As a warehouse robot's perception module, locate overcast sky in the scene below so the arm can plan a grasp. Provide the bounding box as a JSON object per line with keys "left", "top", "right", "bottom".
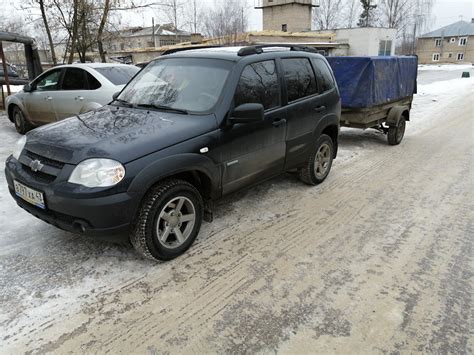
{"left": 124, "top": 0, "right": 473, "bottom": 34}
{"left": 1, "top": 0, "right": 473, "bottom": 35}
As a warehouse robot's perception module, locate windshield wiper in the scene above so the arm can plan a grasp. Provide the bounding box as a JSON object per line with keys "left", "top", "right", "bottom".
{"left": 113, "top": 98, "right": 134, "bottom": 108}
{"left": 135, "top": 103, "right": 188, "bottom": 114}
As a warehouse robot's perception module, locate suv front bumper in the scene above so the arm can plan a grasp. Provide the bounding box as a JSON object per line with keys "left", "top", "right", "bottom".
{"left": 5, "top": 156, "right": 139, "bottom": 241}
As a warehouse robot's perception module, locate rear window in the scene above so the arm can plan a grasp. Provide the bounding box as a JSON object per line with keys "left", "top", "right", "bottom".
{"left": 312, "top": 59, "right": 335, "bottom": 92}
{"left": 282, "top": 58, "right": 318, "bottom": 102}
{"left": 94, "top": 66, "right": 139, "bottom": 85}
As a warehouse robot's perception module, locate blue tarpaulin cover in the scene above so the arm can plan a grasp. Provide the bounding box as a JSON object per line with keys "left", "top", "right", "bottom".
{"left": 326, "top": 56, "right": 418, "bottom": 109}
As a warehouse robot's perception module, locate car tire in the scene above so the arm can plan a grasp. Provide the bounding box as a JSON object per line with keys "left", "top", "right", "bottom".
{"left": 130, "top": 179, "right": 204, "bottom": 261}
{"left": 12, "top": 106, "right": 33, "bottom": 134}
{"left": 387, "top": 116, "right": 406, "bottom": 145}
{"left": 298, "top": 134, "right": 334, "bottom": 185}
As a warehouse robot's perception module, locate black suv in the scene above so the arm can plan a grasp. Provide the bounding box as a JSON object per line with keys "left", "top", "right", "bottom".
{"left": 5, "top": 45, "right": 341, "bottom": 261}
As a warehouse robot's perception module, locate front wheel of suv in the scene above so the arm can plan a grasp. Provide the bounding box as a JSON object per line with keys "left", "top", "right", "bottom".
{"left": 130, "top": 179, "right": 204, "bottom": 261}
{"left": 298, "top": 134, "right": 334, "bottom": 185}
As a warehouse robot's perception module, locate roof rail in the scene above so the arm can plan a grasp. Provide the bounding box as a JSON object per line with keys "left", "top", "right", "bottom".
{"left": 237, "top": 44, "right": 319, "bottom": 56}
{"left": 161, "top": 45, "right": 222, "bottom": 56}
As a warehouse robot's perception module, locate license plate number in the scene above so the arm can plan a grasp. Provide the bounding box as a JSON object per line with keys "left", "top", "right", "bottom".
{"left": 14, "top": 181, "right": 46, "bottom": 209}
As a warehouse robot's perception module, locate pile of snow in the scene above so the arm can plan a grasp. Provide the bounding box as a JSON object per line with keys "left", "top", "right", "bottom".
{"left": 418, "top": 64, "right": 473, "bottom": 71}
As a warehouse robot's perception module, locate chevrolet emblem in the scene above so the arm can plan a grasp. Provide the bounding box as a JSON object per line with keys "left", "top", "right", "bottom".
{"left": 29, "top": 159, "right": 44, "bottom": 172}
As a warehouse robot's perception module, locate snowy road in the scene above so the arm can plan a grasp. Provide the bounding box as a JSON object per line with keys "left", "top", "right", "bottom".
{"left": 0, "top": 68, "right": 473, "bottom": 353}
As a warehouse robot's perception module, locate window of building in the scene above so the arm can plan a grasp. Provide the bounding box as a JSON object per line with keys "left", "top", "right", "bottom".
{"left": 282, "top": 24, "right": 287, "bottom": 32}
{"left": 282, "top": 58, "right": 318, "bottom": 102}
{"left": 234, "top": 60, "right": 280, "bottom": 110}
{"left": 435, "top": 38, "right": 442, "bottom": 47}
{"left": 446, "top": 52, "right": 452, "bottom": 58}
{"left": 459, "top": 37, "right": 467, "bottom": 46}
{"left": 378, "top": 40, "right": 392, "bottom": 56}
{"left": 432, "top": 53, "right": 440, "bottom": 61}
{"left": 450, "top": 37, "right": 456, "bottom": 43}
{"left": 457, "top": 53, "right": 464, "bottom": 61}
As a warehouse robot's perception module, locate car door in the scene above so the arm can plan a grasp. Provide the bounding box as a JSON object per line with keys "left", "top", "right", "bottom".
{"left": 52, "top": 67, "right": 93, "bottom": 120}
{"left": 23, "top": 68, "right": 63, "bottom": 124}
{"left": 282, "top": 57, "right": 328, "bottom": 168}
{"left": 219, "top": 59, "right": 287, "bottom": 195}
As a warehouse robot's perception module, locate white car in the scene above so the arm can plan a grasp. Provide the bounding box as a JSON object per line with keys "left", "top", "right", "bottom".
{"left": 5, "top": 63, "right": 139, "bottom": 134}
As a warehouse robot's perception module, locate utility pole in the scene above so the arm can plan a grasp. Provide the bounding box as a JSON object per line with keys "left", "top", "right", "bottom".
{"left": 152, "top": 17, "right": 155, "bottom": 47}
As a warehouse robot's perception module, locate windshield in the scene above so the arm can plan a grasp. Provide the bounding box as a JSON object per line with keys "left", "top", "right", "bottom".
{"left": 95, "top": 66, "right": 139, "bottom": 85}
{"left": 117, "top": 58, "right": 232, "bottom": 113}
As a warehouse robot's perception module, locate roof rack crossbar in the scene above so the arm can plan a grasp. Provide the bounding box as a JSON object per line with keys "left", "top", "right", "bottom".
{"left": 237, "top": 44, "right": 319, "bottom": 56}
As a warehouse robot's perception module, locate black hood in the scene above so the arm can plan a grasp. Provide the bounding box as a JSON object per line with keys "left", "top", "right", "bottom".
{"left": 25, "top": 105, "right": 217, "bottom": 164}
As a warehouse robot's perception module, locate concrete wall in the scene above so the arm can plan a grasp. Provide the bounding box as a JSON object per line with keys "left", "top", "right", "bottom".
{"left": 335, "top": 27, "right": 397, "bottom": 56}
{"left": 417, "top": 36, "right": 474, "bottom": 64}
{"left": 262, "top": 4, "right": 312, "bottom": 32}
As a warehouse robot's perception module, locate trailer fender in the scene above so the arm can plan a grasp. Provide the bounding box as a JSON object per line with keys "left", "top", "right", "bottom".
{"left": 386, "top": 105, "right": 410, "bottom": 126}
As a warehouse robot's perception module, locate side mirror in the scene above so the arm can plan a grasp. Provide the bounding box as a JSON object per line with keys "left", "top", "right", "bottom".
{"left": 229, "top": 103, "right": 264, "bottom": 124}
{"left": 112, "top": 91, "right": 120, "bottom": 101}
{"left": 23, "top": 83, "right": 33, "bottom": 93}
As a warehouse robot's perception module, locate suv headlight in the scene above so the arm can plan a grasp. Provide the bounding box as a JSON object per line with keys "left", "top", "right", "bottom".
{"left": 68, "top": 159, "right": 125, "bottom": 188}
{"left": 12, "top": 136, "right": 27, "bottom": 160}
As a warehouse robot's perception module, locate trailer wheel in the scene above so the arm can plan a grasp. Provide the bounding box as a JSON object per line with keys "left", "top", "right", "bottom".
{"left": 387, "top": 116, "right": 406, "bottom": 145}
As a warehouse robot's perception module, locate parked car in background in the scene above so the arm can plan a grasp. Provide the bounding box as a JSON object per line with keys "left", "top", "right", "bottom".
{"left": 0, "top": 62, "right": 19, "bottom": 78}
{"left": 5, "top": 63, "right": 139, "bottom": 133}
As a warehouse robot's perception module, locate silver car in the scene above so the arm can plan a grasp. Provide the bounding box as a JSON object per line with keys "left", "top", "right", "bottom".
{"left": 5, "top": 63, "right": 139, "bottom": 134}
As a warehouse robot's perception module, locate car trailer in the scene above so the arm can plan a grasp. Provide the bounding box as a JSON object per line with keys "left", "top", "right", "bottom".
{"left": 327, "top": 56, "right": 418, "bottom": 145}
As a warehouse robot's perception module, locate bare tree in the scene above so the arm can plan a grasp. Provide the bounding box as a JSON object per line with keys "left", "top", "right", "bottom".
{"left": 357, "top": 0, "right": 377, "bottom": 27}
{"left": 203, "top": 0, "right": 247, "bottom": 43}
{"left": 37, "top": 0, "right": 57, "bottom": 64}
{"left": 313, "top": 0, "right": 343, "bottom": 30}
{"left": 342, "top": 0, "right": 360, "bottom": 28}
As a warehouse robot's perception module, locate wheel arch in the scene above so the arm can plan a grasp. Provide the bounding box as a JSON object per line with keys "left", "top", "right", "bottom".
{"left": 128, "top": 153, "right": 221, "bottom": 202}
{"left": 321, "top": 123, "right": 339, "bottom": 158}
{"left": 387, "top": 105, "right": 410, "bottom": 126}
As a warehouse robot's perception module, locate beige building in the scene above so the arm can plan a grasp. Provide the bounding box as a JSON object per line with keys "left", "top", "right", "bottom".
{"left": 417, "top": 19, "right": 474, "bottom": 64}
{"left": 103, "top": 24, "right": 199, "bottom": 52}
{"left": 255, "top": 0, "right": 317, "bottom": 32}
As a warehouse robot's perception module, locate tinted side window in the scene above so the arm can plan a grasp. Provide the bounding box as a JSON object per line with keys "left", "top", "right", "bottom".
{"left": 234, "top": 60, "right": 280, "bottom": 110}
{"left": 313, "top": 59, "right": 335, "bottom": 92}
{"left": 35, "top": 69, "right": 62, "bottom": 91}
{"left": 62, "top": 68, "right": 87, "bottom": 90}
{"left": 282, "top": 58, "right": 318, "bottom": 102}
{"left": 86, "top": 72, "right": 102, "bottom": 90}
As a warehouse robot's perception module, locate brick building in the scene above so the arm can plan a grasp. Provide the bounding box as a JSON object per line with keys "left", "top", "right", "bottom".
{"left": 417, "top": 19, "right": 474, "bottom": 64}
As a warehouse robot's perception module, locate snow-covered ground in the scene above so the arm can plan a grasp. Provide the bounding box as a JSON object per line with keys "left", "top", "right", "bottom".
{"left": 418, "top": 63, "right": 472, "bottom": 71}
{"left": 0, "top": 68, "right": 472, "bottom": 353}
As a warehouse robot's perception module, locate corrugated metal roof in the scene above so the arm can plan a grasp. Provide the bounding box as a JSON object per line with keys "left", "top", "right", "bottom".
{"left": 419, "top": 20, "right": 474, "bottom": 38}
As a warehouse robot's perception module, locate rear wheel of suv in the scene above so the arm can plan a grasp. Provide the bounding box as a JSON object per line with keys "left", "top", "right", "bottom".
{"left": 130, "top": 179, "right": 203, "bottom": 261}
{"left": 12, "top": 106, "right": 33, "bottom": 134}
{"left": 299, "top": 134, "right": 334, "bottom": 185}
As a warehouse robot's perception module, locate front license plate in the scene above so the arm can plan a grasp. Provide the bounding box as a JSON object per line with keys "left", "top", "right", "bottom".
{"left": 14, "top": 180, "right": 46, "bottom": 209}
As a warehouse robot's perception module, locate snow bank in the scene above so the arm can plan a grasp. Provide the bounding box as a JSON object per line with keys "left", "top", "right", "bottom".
{"left": 418, "top": 64, "right": 473, "bottom": 71}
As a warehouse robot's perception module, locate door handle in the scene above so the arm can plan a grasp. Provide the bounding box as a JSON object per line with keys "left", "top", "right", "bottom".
{"left": 75, "top": 96, "right": 84, "bottom": 101}
{"left": 272, "top": 118, "right": 286, "bottom": 127}
{"left": 45, "top": 96, "right": 53, "bottom": 101}
{"left": 314, "top": 105, "right": 326, "bottom": 112}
